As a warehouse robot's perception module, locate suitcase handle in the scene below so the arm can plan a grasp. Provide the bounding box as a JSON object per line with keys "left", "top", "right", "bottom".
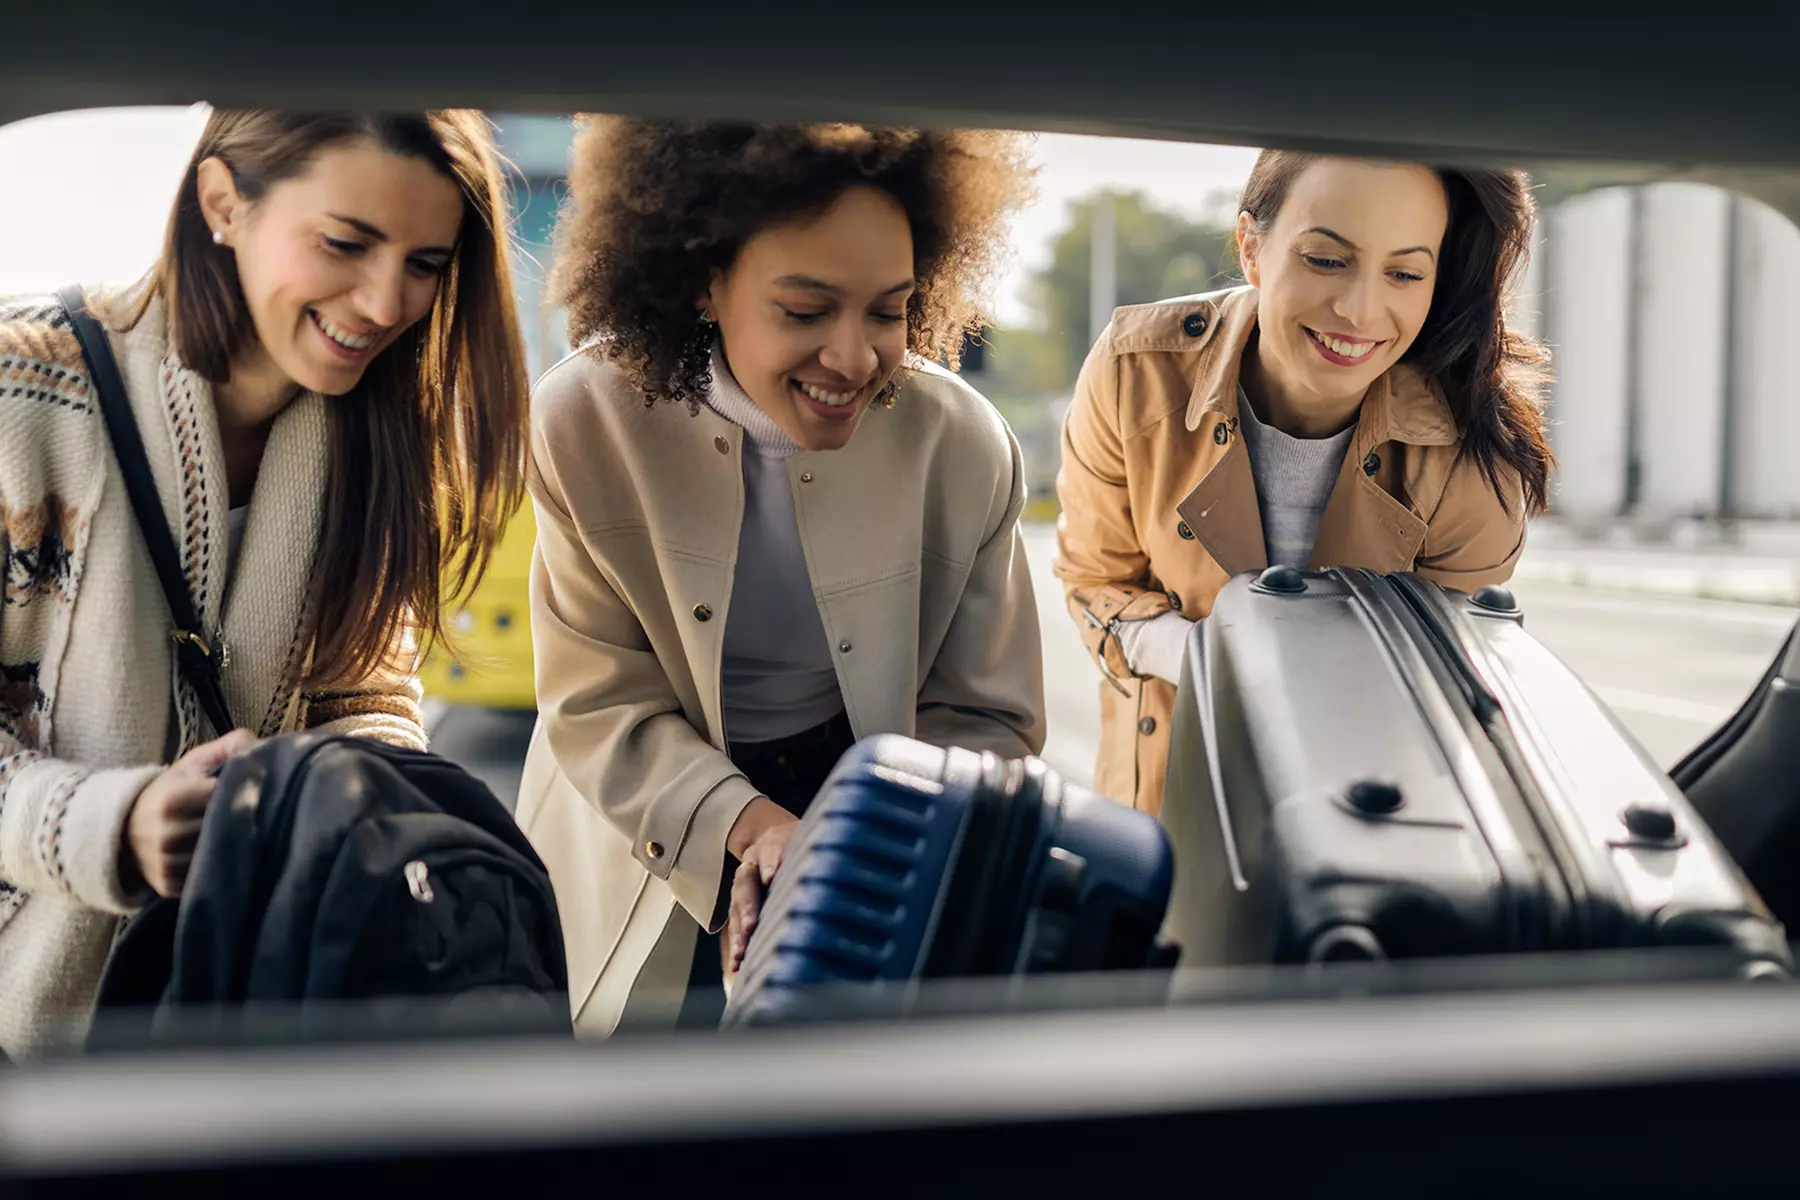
{"left": 1382, "top": 572, "right": 1591, "bottom": 946}
{"left": 1388, "top": 574, "right": 1503, "bottom": 722}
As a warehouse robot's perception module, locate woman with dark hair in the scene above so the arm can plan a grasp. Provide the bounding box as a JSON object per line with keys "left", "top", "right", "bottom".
{"left": 0, "top": 109, "right": 531, "bottom": 1055}
{"left": 1055, "top": 152, "right": 1552, "bottom": 817}
{"left": 516, "top": 118, "right": 1045, "bottom": 1035}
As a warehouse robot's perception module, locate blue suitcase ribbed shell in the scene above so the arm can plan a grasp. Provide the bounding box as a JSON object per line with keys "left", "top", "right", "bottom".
{"left": 724, "top": 734, "right": 1174, "bottom": 1025}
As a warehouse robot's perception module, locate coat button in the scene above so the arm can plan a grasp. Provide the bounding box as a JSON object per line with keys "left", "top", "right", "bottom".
{"left": 1177, "top": 521, "right": 1195, "bottom": 541}
{"left": 838, "top": 639, "right": 853, "bottom": 653}
{"left": 1363, "top": 451, "right": 1381, "bottom": 476}
{"left": 1213, "top": 423, "right": 1229, "bottom": 446}
{"left": 1182, "top": 313, "right": 1208, "bottom": 336}
{"left": 646, "top": 840, "right": 665, "bottom": 860}
{"left": 714, "top": 436, "right": 730, "bottom": 455}
{"left": 800, "top": 471, "right": 814, "bottom": 483}
{"left": 693, "top": 603, "right": 713, "bottom": 622}
{"left": 1137, "top": 716, "right": 1158, "bottom": 735}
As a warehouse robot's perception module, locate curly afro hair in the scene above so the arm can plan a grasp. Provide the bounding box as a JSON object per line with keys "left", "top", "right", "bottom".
{"left": 548, "top": 117, "right": 1036, "bottom": 410}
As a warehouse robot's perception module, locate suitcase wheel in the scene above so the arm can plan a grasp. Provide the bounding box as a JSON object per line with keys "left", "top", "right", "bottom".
{"left": 1307, "top": 924, "right": 1386, "bottom": 964}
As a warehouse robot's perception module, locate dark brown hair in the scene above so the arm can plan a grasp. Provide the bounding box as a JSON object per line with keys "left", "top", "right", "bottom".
{"left": 122, "top": 110, "right": 529, "bottom": 689}
{"left": 1239, "top": 151, "right": 1554, "bottom": 515}
{"left": 549, "top": 118, "right": 1034, "bottom": 409}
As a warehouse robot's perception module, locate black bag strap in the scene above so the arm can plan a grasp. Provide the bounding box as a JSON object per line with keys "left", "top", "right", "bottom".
{"left": 57, "top": 286, "right": 234, "bottom": 739}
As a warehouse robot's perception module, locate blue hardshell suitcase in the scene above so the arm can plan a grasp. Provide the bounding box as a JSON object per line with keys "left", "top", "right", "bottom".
{"left": 722, "top": 734, "right": 1176, "bottom": 1026}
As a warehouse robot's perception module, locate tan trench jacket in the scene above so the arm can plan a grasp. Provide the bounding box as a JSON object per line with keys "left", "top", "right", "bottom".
{"left": 1054, "top": 287, "right": 1526, "bottom": 815}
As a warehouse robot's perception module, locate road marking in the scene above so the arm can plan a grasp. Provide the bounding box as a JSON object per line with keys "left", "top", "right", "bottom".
{"left": 1513, "top": 582, "right": 1798, "bottom": 633}
{"left": 1587, "top": 684, "right": 1737, "bottom": 727}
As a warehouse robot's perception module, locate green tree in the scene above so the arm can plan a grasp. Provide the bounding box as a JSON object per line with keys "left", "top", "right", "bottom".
{"left": 965, "top": 324, "right": 1064, "bottom": 416}
{"left": 1032, "top": 190, "right": 1236, "bottom": 384}
{"left": 971, "top": 189, "right": 1237, "bottom": 415}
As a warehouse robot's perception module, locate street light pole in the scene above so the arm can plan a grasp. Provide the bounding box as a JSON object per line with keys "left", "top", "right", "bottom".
{"left": 1089, "top": 191, "right": 1117, "bottom": 349}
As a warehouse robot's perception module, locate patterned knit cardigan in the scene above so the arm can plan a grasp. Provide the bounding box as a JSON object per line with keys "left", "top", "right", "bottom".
{"left": 0, "top": 289, "right": 428, "bottom": 1056}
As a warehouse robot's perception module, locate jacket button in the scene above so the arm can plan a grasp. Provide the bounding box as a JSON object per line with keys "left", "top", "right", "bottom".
{"left": 714, "top": 436, "right": 730, "bottom": 455}
{"left": 1363, "top": 451, "right": 1381, "bottom": 476}
{"left": 1177, "top": 521, "right": 1195, "bottom": 541}
{"left": 801, "top": 471, "right": 814, "bottom": 483}
{"left": 838, "top": 639, "right": 853, "bottom": 653}
{"left": 1137, "top": 716, "right": 1158, "bottom": 735}
{"left": 1213, "top": 423, "right": 1229, "bottom": 446}
{"left": 646, "top": 840, "right": 665, "bottom": 861}
{"left": 1182, "top": 313, "right": 1208, "bottom": 336}
{"left": 693, "top": 603, "right": 713, "bottom": 622}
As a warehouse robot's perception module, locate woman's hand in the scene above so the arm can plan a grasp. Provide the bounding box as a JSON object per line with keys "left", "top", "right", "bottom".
{"left": 120, "top": 729, "right": 259, "bottom": 898}
{"left": 1116, "top": 611, "right": 1198, "bottom": 686}
{"left": 725, "top": 797, "right": 801, "bottom": 973}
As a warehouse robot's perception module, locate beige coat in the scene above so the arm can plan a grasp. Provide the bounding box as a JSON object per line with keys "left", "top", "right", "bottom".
{"left": 516, "top": 351, "right": 1046, "bottom": 1037}
{"left": 1054, "top": 287, "right": 1527, "bottom": 816}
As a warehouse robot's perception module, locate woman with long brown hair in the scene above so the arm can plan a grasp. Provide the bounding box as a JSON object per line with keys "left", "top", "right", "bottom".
{"left": 0, "top": 109, "right": 530, "bottom": 1055}
{"left": 1055, "top": 152, "right": 1553, "bottom": 816}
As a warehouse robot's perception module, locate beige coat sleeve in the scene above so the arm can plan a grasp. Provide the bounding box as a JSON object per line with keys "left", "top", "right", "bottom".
{"left": 526, "top": 451, "right": 757, "bottom": 934}
{"left": 0, "top": 328, "right": 162, "bottom": 915}
{"left": 913, "top": 427, "right": 1047, "bottom": 759}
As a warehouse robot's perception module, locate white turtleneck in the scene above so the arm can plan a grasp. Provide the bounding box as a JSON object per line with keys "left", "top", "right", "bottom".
{"left": 705, "top": 345, "right": 845, "bottom": 744}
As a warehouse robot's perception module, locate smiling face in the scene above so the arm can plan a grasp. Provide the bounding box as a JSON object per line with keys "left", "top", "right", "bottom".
{"left": 1237, "top": 158, "right": 1449, "bottom": 423}
{"left": 198, "top": 136, "right": 464, "bottom": 407}
{"left": 703, "top": 184, "right": 915, "bottom": 452}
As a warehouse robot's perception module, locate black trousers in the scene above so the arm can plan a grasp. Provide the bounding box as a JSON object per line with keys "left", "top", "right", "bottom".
{"left": 676, "top": 710, "right": 856, "bottom": 1030}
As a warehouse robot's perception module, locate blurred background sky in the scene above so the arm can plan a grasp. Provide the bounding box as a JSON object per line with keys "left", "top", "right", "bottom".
{"left": 0, "top": 105, "right": 1260, "bottom": 326}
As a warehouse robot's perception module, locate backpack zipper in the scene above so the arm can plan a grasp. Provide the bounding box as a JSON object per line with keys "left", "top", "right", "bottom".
{"left": 404, "top": 860, "right": 435, "bottom": 904}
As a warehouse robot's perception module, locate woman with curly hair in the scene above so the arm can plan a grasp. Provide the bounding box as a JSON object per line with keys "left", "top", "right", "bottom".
{"left": 515, "top": 118, "right": 1046, "bottom": 1034}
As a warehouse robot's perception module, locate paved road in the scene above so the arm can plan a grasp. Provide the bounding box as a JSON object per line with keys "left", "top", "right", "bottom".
{"left": 1027, "top": 525, "right": 1799, "bottom": 783}
{"left": 428, "top": 523, "right": 1797, "bottom": 805}
{"left": 1495, "top": 581, "right": 1793, "bottom": 768}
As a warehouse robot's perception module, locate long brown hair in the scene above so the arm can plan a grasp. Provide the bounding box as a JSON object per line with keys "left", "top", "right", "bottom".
{"left": 124, "top": 110, "right": 529, "bottom": 689}
{"left": 1238, "top": 151, "right": 1554, "bottom": 515}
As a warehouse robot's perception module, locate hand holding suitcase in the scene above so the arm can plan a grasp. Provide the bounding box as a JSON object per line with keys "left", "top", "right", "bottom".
{"left": 723, "top": 735, "right": 1177, "bottom": 1026}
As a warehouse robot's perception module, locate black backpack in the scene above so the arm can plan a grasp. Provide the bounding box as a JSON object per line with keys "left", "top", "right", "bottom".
{"left": 94, "top": 732, "right": 570, "bottom": 1042}
{"left": 57, "top": 287, "right": 569, "bottom": 1044}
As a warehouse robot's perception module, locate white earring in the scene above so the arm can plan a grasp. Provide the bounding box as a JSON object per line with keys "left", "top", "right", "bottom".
{"left": 211, "top": 229, "right": 225, "bottom": 246}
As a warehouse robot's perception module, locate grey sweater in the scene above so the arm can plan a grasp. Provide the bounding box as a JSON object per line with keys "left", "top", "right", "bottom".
{"left": 1236, "top": 384, "right": 1356, "bottom": 570}
{"left": 1119, "top": 386, "right": 1354, "bottom": 684}
{"left": 705, "top": 347, "right": 845, "bottom": 744}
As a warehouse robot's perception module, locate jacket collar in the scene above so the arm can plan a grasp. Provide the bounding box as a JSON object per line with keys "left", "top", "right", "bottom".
{"left": 113, "top": 288, "right": 328, "bottom": 745}
{"left": 1185, "top": 287, "right": 1459, "bottom": 449}
{"left": 1174, "top": 287, "right": 1451, "bottom": 578}
{"left": 706, "top": 340, "right": 800, "bottom": 457}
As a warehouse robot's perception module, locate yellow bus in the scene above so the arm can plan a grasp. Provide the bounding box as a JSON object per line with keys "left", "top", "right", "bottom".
{"left": 421, "top": 140, "right": 569, "bottom": 713}
{"left": 420, "top": 502, "right": 539, "bottom": 711}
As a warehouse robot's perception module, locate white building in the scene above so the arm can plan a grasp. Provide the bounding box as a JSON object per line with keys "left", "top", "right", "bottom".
{"left": 1539, "top": 183, "right": 1800, "bottom": 525}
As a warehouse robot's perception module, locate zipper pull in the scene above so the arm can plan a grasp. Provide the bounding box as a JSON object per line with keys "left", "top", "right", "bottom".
{"left": 404, "top": 860, "right": 435, "bottom": 903}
